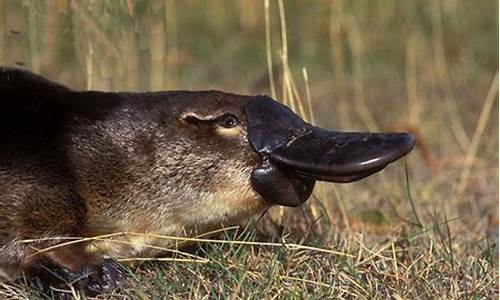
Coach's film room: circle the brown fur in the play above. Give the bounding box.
[0,68,268,280]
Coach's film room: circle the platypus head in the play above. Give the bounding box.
[160,91,414,212]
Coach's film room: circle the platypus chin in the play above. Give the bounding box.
[0,67,415,296]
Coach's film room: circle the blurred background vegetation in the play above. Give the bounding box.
[0,0,498,298]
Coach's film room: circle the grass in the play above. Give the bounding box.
[0,0,498,299]
[3,221,497,299]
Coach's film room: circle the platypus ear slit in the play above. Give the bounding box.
[179,112,219,127]
[180,114,202,126]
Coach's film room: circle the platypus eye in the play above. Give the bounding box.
[180,112,240,130]
[216,113,239,128]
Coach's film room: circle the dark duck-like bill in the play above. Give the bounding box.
[245,96,415,207]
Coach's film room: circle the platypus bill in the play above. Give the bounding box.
[0,67,415,296]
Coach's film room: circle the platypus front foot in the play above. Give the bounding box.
[21,241,125,297]
[29,258,124,298]
[86,259,124,296]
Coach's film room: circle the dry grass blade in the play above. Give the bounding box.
[118,257,208,263]
[22,227,243,262]
[405,161,423,228]
[430,0,471,152]
[264,0,277,99]
[302,67,315,123]
[20,229,354,269]
[125,232,355,258]
[345,4,379,132]
[21,232,126,259]
[279,275,332,288]
[0,282,31,300]
[458,71,499,194]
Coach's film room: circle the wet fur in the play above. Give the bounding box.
[0,68,267,283]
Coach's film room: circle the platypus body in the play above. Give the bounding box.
[0,67,415,295]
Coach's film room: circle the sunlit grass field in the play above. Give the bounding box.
[0,0,498,299]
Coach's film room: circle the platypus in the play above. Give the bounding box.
[0,67,415,296]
